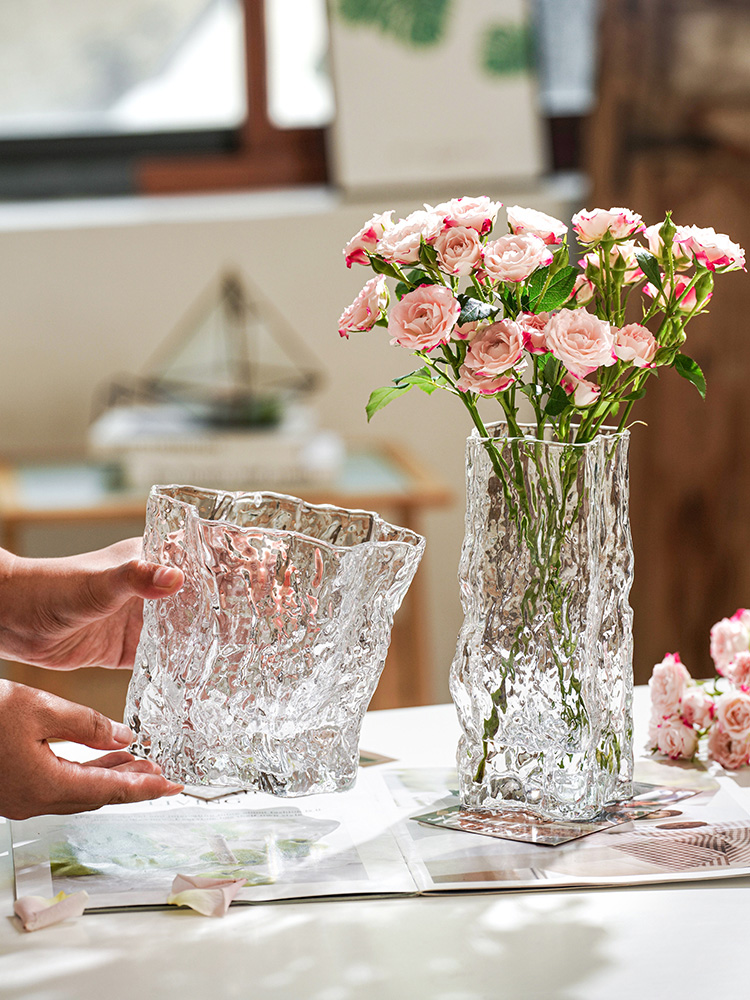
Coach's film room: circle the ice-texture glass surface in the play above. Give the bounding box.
[449,423,634,821]
[126,486,424,795]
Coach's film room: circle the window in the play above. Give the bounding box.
[0,0,331,199]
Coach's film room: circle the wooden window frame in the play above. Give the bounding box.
[137,0,329,195]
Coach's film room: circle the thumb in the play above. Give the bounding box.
[87,560,184,613]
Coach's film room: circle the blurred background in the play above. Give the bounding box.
[0,0,748,718]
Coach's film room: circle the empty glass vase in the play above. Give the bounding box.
[449,423,634,821]
[125,486,424,795]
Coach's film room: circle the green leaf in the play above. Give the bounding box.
[406,268,435,285]
[634,250,662,289]
[393,367,440,394]
[365,384,411,421]
[534,265,578,312]
[394,282,410,300]
[623,386,647,402]
[543,355,559,385]
[457,296,497,325]
[673,353,706,398]
[525,266,550,304]
[367,254,403,280]
[544,384,570,416]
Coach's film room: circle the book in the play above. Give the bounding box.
[11,761,750,911]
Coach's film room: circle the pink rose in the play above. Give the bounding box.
[452,320,481,342]
[461,320,525,377]
[655,715,698,760]
[517,311,550,354]
[643,223,694,270]
[707,724,750,770]
[568,274,596,307]
[676,225,746,272]
[716,690,750,741]
[648,652,691,718]
[542,308,616,379]
[429,196,502,236]
[456,368,515,395]
[583,242,643,284]
[338,275,389,338]
[434,225,483,276]
[482,234,553,283]
[561,372,600,407]
[377,210,443,264]
[388,284,460,351]
[680,686,715,729]
[643,274,710,313]
[710,614,750,675]
[343,211,394,267]
[613,323,657,368]
[572,207,645,244]
[505,205,567,245]
[727,651,750,690]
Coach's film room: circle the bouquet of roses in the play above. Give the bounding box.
[338,196,745,452]
[649,609,750,769]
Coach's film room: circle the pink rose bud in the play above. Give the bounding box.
[456,368,516,395]
[343,211,394,267]
[461,319,526,377]
[482,234,554,283]
[643,223,694,270]
[643,274,709,313]
[614,323,657,368]
[716,690,750,742]
[434,225,483,276]
[707,723,750,770]
[583,241,643,284]
[338,275,389,338]
[560,372,600,407]
[542,307,616,379]
[377,210,444,264]
[517,311,550,354]
[506,205,568,245]
[648,652,691,718]
[680,686,715,729]
[387,284,460,352]
[567,274,596,307]
[675,225,746,272]
[655,715,698,760]
[428,195,502,235]
[572,206,645,244]
[710,614,750,675]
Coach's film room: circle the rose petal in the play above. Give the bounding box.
[167,874,246,917]
[14,890,89,932]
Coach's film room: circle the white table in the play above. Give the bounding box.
[1,689,747,1000]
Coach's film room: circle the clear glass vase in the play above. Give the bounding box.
[449,422,634,820]
[125,486,424,795]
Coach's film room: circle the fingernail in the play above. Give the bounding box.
[112,723,134,744]
[165,782,184,795]
[153,566,181,589]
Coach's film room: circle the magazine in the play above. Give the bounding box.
[11,760,750,910]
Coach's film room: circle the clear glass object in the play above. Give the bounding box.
[126,485,424,795]
[449,423,634,820]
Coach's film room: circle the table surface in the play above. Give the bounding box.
[2,687,747,1000]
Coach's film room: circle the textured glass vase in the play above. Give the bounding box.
[449,423,634,821]
[125,486,424,795]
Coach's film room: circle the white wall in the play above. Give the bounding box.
[0,180,581,700]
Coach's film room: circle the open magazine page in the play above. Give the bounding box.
[384,765,750,892]
[11,768,417,909]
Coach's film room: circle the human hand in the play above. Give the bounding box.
[0,680,183,820]
[0,538,184,670]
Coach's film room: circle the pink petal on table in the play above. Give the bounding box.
[14,890,89,932]
[167,874,246,917]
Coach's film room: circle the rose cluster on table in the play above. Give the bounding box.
[649,609,750,769]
